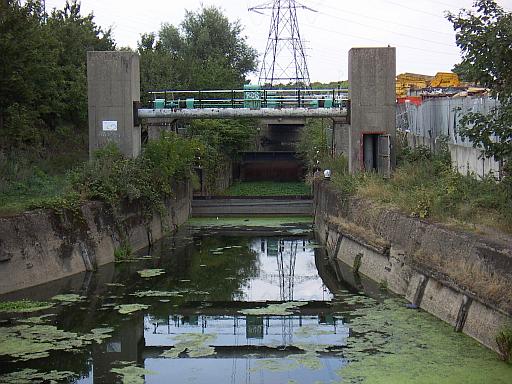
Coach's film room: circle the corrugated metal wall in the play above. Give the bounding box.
[397,96,502,178]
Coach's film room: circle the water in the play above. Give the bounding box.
[0,219,511,383]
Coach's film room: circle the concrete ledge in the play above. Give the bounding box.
[192,198,313,217]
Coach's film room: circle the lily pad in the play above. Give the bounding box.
[137,269,165,278]
[115,304,149,315]
[17,315,55,325]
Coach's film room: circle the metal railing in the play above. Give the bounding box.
[147,88,349,110]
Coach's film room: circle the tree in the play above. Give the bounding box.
[138,6,258,95]
[0,0,115,151]
[447,0,512,163]
[0,0,59,148]
[46,0,115,126]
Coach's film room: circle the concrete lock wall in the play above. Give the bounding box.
[342,47,396,174]
[313,180,512,353]
[0,182,192,294]
[87,51,141,158]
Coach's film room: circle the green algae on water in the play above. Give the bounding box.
[80,327,114,344]
[0,300,54,313]
[17,315,55,325]
[106,282,124,287]
[0,324,85,362]
[137,269,166,278]
[188,217,312,228]
[161,333,216,358]
[111,363,156,384]
[115,304,149,315]
[0,368,77,384]
[51,294,85,303]
[338,298,512,384]
[240,302,308,316]
[131,290,183,298]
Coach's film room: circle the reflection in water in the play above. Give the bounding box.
[3,223,509,383]
[1,226,346,384]
[242,238,331,302]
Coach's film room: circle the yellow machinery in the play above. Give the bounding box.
[396,72,460,97]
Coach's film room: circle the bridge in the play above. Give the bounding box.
[87,47,396,175]
[138,87,349,119]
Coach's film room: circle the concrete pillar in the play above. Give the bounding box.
[87,51,141,158]
[332,119,350,158]
[348,47,396,173]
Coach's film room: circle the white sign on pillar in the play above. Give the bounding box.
[102,121,118,131]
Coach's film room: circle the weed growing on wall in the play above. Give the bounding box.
[496,327,512,363]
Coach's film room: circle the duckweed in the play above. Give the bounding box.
[115,304,150,315]
[51,294,85,303]
[131,290,183,298]
[137,269,166,278]
[240,302,308,316]
[111,363,156,384]
[0,368,76,384]
[0,300,54,313]
[161,333,216,358]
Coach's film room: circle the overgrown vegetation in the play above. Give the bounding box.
[496,327,512,363]
[69,133,198,219]
[0,1,258,214]
[357,144,512,232]
[298,121,512,233]
[188,119,257,193]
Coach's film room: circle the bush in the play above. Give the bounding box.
[69,133,198,220]
[496,327,512,362]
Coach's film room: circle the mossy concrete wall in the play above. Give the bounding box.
[314,180,512,352]
[0,182,192,294]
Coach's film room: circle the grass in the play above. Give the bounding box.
[0,127,87,216]
[222,181,311,197]
[324,148,512,235]
[0,170,69,216]
[414,250,512,313]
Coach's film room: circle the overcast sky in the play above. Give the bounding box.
[45,0,512,83]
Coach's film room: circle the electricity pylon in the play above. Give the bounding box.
[249,0,314,89]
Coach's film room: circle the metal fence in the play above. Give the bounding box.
[397,96,499,147]
[397,96,502,178]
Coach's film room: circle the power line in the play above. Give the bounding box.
[315,10,454,47]
[385,0,447,19]
[301,21,459,56]
[311,1,454,37]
